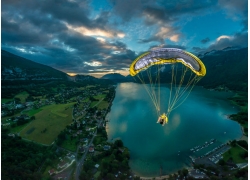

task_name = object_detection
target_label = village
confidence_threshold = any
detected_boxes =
[1,84,136,179]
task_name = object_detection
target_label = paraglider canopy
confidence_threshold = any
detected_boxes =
[130,48,206,77]
[129,48,206,125]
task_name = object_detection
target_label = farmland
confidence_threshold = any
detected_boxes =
[20,103,75,145]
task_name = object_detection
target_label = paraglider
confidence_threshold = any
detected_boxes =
[157,113,168,126]
[129,48,206,126]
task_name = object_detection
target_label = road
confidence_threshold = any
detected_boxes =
[75,126,97,180]
[74,93,114,180]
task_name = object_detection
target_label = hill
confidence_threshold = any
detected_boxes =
[198,47,247,91]
[1,50,113,98]
[1,50,68,81]
[101,73,127,83]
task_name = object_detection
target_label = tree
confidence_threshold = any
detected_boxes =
[114,140,123,148]
[107,173,115,180]
[218,159,226,166]
[182,168,188,176]
[237,140,248,150]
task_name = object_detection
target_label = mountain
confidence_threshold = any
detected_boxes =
[1,50,68,81]
[72,74,114,85]
[101,73,127,82]
[198,47,248,91]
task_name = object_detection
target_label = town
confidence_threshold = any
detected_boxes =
[1,83,139,180]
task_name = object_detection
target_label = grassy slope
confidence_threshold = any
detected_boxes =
[223,146,247,163]
[20,103,75,145]
[15,91,29,103]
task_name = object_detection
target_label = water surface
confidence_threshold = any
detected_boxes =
[107,83,242,176]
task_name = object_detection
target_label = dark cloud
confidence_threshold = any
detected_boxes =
[1,0,134,74]
[218,0,248,31]
[201,38,210,44]
[208,31,248,51]
[109,0,152,22]
[132,0,218,44]
[192,31,248,54]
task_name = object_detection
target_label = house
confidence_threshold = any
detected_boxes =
[48,169,55,175]
[8,133,15,137]
[89,146,94,153]
[103,145,111,151]
[77,123,80,128]
[16,104,25,109]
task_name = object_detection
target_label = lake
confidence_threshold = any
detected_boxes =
[106,83,242,177]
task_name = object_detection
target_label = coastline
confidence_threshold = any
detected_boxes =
[108,84,247,179]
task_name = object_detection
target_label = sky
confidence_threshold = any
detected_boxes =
[1,0,248,77]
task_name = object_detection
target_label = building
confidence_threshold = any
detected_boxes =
[89,146,94,153]
[48,169,55,175]
[103,145,111,151]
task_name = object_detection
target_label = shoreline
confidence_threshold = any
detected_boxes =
[109,84,247,179]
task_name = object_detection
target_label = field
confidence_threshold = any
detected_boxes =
[90,101,99,107]
[20,103,75,145]
[61,138,78,152]
[15,91,29,103]
[96,101,109,109]
[1,98,13,103]
[94,94,106,100]
[24,108,43,116]
[223,146,247,163]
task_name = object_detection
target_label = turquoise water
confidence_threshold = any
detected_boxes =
[106,83,242,177]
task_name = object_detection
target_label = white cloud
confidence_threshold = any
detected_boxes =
[216,35,232,42]
[66,24,125,39]
[84,61,102,66]
[170,34,179,42]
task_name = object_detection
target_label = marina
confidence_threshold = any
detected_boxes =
[190,138,216,153]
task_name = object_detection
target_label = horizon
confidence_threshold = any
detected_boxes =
[2,0,248,76]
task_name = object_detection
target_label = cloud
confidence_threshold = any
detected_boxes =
[138,27,180,43]
[1,0,136,75]
[193,31,248,54]
[201,37,210,44]
[218,0,248,30]
[133,0,218,44]
[208,32,247,51]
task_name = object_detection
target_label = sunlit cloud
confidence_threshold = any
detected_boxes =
[156,27,170,38]
[66,24,125,39]
[84,61,102,66]
[67,73,77,76]
[170,34,179,42]
[216,35,232,42]
[96,37,106,42]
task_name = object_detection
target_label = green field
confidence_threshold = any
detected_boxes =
[223,146,247,163]
[24,108,43,116]
[90,101,99,107]
[20,103,75,145]
[61,138,78,152]
[94,94,106,100]
[15,91,29,103]
[1,98,13,103]
[97,101,109,109]
[10,124,28,133]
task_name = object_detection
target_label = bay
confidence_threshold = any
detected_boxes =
[106,83,242,177]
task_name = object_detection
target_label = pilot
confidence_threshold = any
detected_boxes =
[157,113,168,126]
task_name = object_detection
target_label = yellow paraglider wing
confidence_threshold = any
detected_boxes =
[129,48,206,77]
